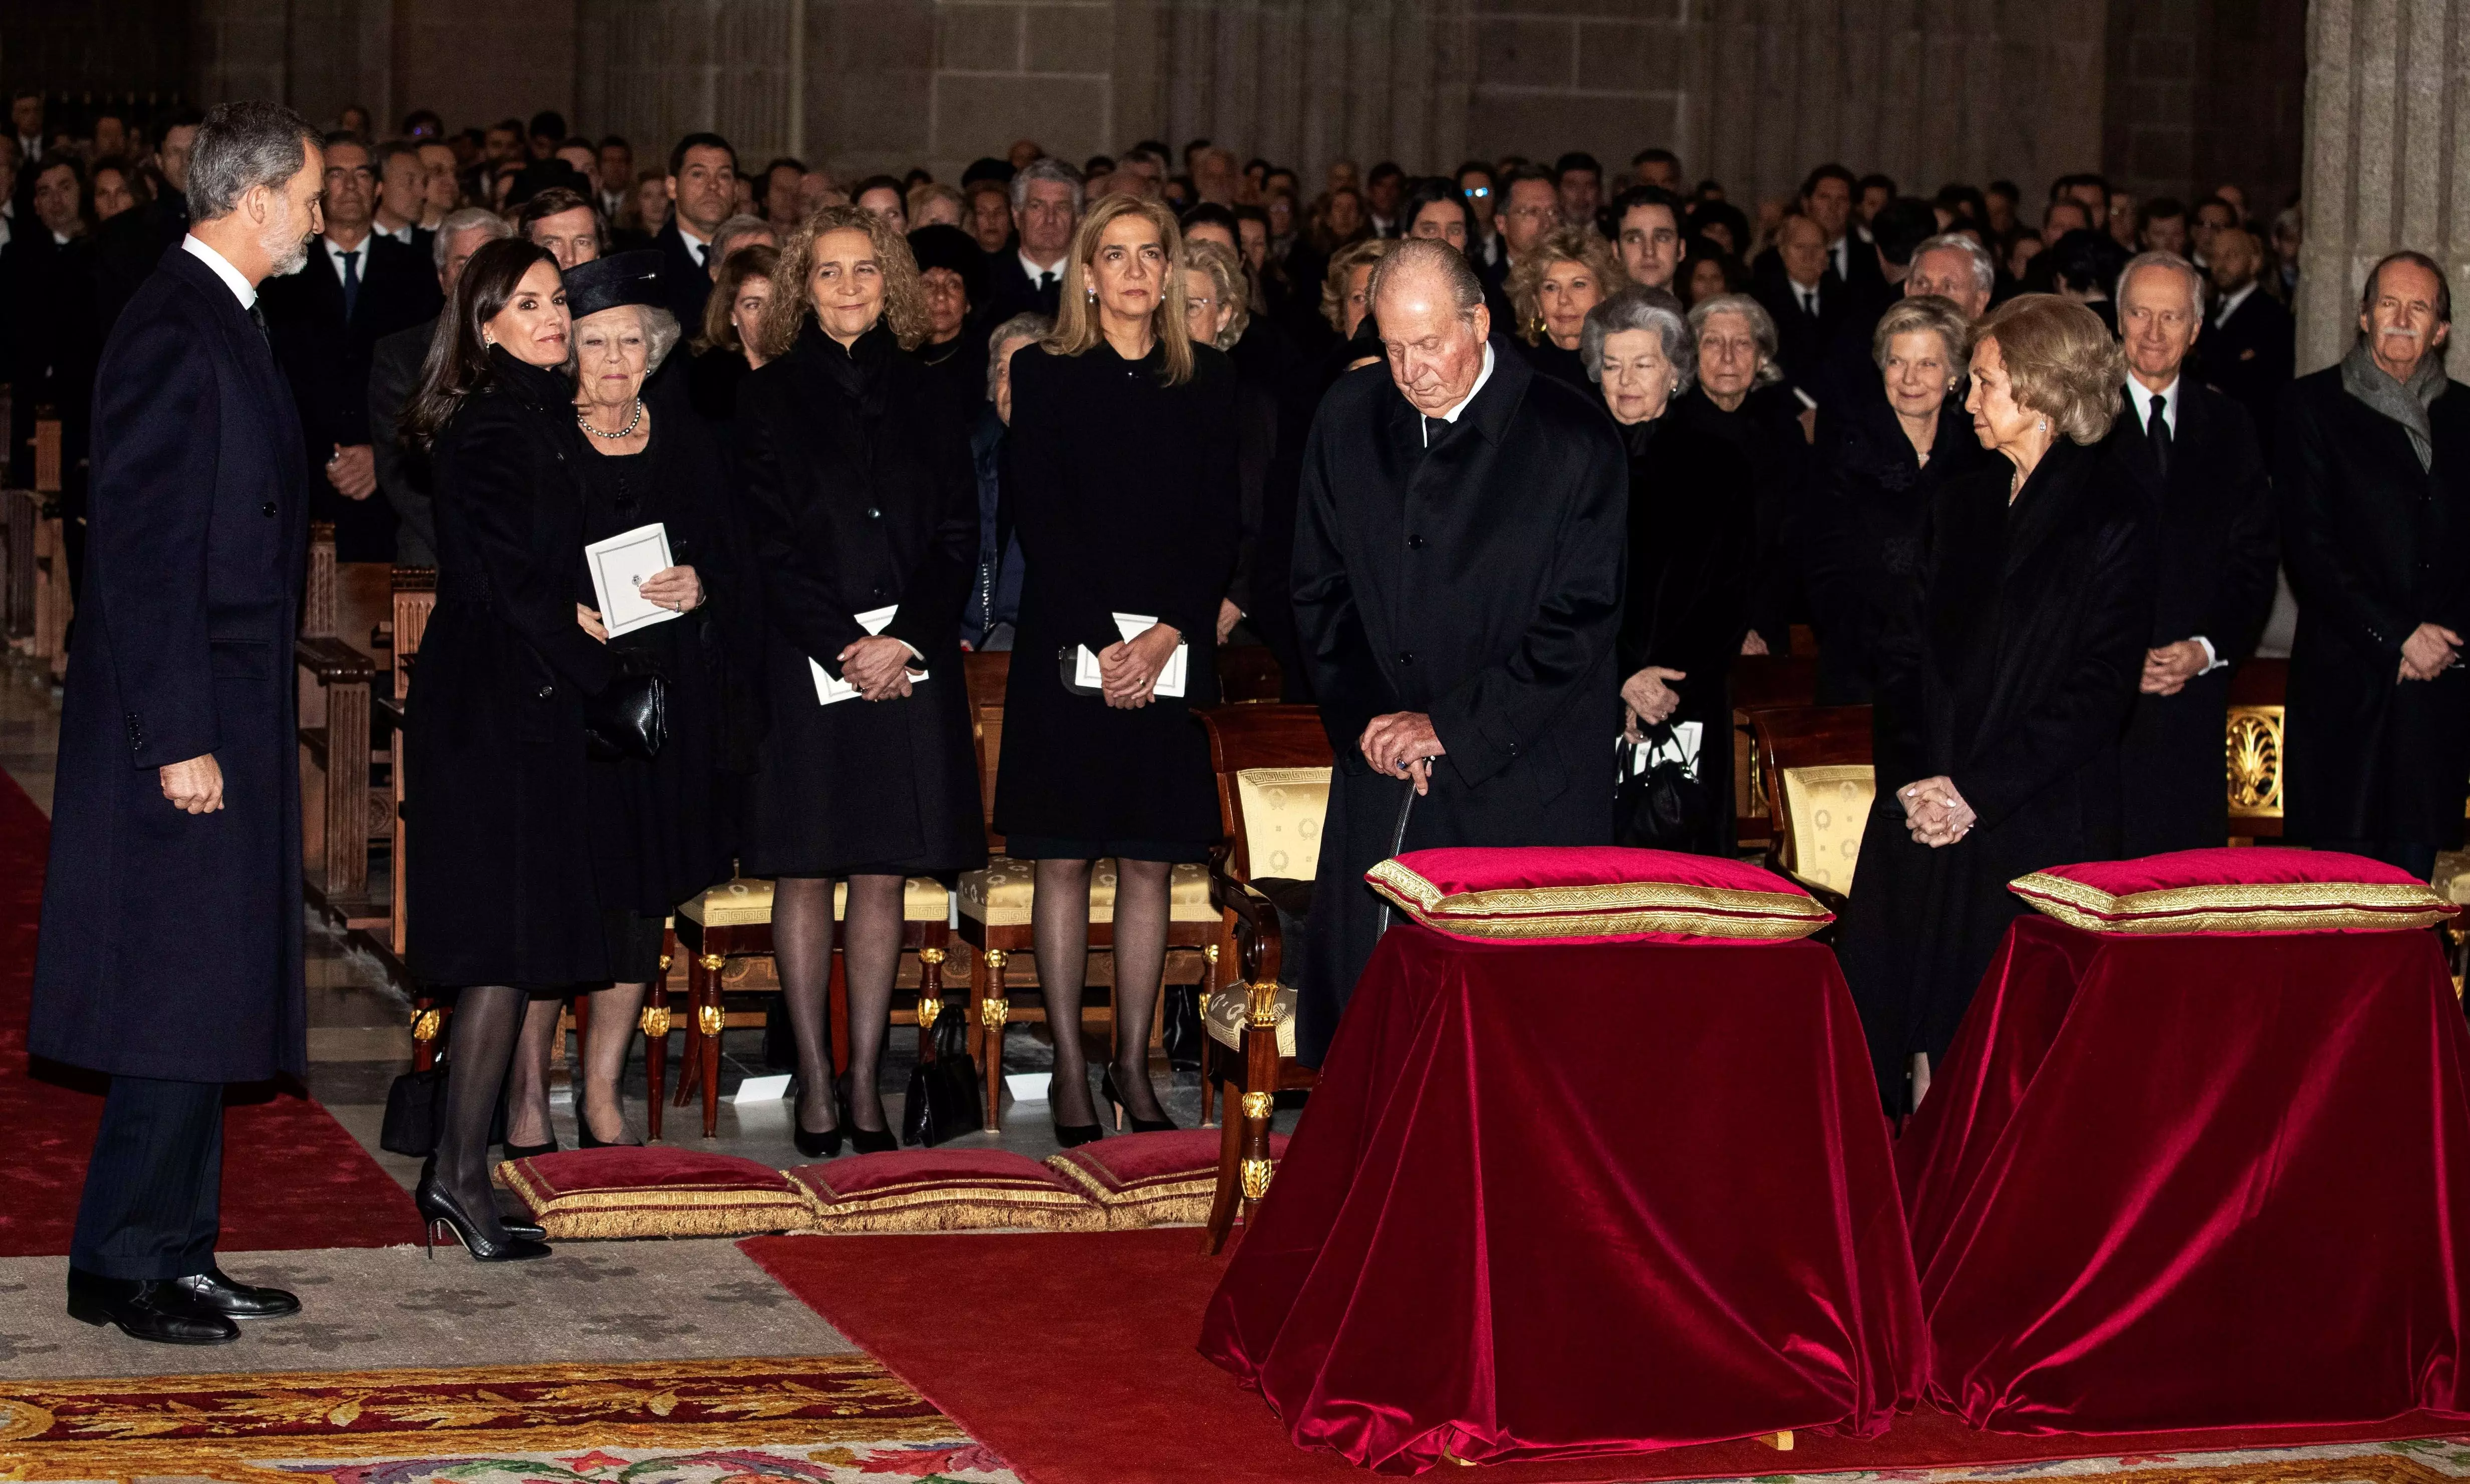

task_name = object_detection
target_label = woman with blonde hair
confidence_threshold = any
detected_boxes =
[1835,293,2150,1116]
[1505,226,1625,388]
[685,241,778,427]
[736,203,985,1155]
[996,191,1241,1142]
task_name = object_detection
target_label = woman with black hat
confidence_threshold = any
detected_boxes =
[486,248,750,1155]
[908,222,993,429]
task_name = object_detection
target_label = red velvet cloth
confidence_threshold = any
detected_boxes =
[1199,923,1927,1473]
[1367,845,1831,945]
[1900,915,2470,1432]
[2036,846,2432,895]
[2007,847,2455,934]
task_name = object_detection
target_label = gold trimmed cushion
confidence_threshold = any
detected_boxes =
[498,1149,814,1239]
[787,1149,1106,1233]
[1045,1128,1291,1230]
[958,858,1216,926]
[1780,764,1873,896]
[2009,847,2459,935]
[1365,846,1832,944]
[1236,766,1329,881]
[678,876,949,927]
[1204,982,1297,1057]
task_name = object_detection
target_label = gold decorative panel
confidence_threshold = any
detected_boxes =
[2227,705,2284,818]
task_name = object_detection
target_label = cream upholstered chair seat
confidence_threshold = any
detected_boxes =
[679,875,951,928]
[1205,981,1298,1057]
[1779,764,1874,897]
[956,858,1219,926]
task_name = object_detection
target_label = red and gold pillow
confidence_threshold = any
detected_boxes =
[1046,1129,1291,1230]
[1365,846,1832,945]
[2009,848,2459,935]
[498,1149,815,1239]
[788,1149,1106,1234]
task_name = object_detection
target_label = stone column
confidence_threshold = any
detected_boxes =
[2293,0,2470,373]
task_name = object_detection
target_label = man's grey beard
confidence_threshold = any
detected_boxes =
[261,204,311,276]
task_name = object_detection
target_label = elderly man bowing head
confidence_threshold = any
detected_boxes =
[1290,237,1628,1066]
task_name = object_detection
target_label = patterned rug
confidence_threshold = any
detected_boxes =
[0,1354,1017,1482]
[1751,1436,2470,1484]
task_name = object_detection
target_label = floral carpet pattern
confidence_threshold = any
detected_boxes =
[1743,1435,2470,1484]
[0,1355,1016,1483]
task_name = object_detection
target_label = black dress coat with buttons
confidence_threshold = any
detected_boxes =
[2277,365,2470,848]
[2107,381,2278,856]
[31,245,312,1083]
[993,337,1241,849]
[404,350,622,988]
[736,322,987,877]
[1291,340,1627,1066]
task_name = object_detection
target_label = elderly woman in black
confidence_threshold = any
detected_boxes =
[1678,290,1810,654]
[1802,295,1989,705]
[738,203,985,1156]
[1836,294,2151,1117]
[1586,287,1756,854]
[999,193,1240,1142]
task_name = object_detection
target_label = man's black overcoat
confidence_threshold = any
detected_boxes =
[1291,339,1626,1066]
[31,245,311,1082]
[2277,365,2470,848]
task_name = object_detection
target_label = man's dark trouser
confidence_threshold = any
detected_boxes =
[69,1076,224,1280]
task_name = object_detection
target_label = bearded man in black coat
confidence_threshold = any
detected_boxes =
[1291,239,1627,1067]
[2279,251,2470,878]
[29,102,323,1346]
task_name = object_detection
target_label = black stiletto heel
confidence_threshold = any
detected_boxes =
[1050,1074,1104,1147]
[1101,1069,1179,1133]
[838,1074,898,1154]
[415,1161,552,1263]
[501,1137,559,1161]
[792,1079,843,1159]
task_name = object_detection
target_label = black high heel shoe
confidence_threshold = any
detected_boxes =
[416,1161,552,1262]
[501,1135,559,1161]
[1101,1069,1179,1133]
[1050,1074,1104,1147]
[791,1081,842,1159]
[575,1099,642,1150]
[837,1074,899,1155]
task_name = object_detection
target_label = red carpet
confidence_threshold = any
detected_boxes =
[743,1227,2467,1482]
[0,768,422,1256]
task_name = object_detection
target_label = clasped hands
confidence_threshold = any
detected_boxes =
[577,565,704,641]
[2140,638,2209,695]
[1360,711,1446,796]
[1097,622,1182,710]
[1899,774,1975,848]
[2400,623,2463,683]
[839,634,921,701]
[1620,665,1686,742]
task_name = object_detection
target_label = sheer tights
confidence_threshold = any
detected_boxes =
[435,984,524,1246]
[504,985,645,1146]
[773,873,910,1136]
[1032,857,1171,1128]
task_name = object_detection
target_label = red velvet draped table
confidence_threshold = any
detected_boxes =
[1199,923,1928,1474]
[1899,915,2470,1433]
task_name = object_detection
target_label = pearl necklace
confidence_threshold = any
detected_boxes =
[579,398,644,440]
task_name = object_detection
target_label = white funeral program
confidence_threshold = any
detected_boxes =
[583,522,679,638]
[1075,613,1189,699]
[810,606,923,705]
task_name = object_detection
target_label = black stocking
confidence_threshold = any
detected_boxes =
[1032,858,1096,1128]
[435,984,524,1245]
[1108,858,1171,1122]
[773,875,839,1137]
[842,874,905,1132]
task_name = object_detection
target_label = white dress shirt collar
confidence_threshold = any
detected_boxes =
[1424,344,1498,442]
[376,220,415,245]
[676,220,711,263]
[2214,280,2257,325]
[182,234,257,311]
[2125,374,2179,436]
[1019,248,1064,285]
[323,234,371,273]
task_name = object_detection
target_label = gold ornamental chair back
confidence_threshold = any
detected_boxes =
[1743,705,1873,913]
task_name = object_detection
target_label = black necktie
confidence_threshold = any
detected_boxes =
[339,247,361,320]
[247,301,270,344]
[2146,394,2171,479]
[1424,415,1449,448]
[1038,269,1055,292]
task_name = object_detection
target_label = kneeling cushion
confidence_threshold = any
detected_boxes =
[498,1149,816,1239]
[788,1149,1106,1233]
[1046,1129,1293,1229]
[2010,847,2459,935]
[1366,845,1832,945]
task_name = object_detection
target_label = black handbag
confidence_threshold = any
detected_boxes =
[584,670,667,760]
[1615,728,1717,852]
[378,1051,508,1156]
[902,1010,983,1147]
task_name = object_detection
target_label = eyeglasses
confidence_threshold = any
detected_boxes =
[1505,205,1555,221]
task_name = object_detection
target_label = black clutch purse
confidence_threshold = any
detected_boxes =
[901,1009,983,1147]
[584,670,667,760]
[1614,728,1717,852]
[378,1050,507,1156]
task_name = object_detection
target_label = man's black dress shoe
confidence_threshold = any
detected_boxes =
[169,1267,303,1319]
[65,1270,238,1345]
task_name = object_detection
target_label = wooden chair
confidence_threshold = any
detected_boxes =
[390,568,441,1068]
[1729,654,1820,855]
[1194,704,1330,1255]
[295,526,386,928]
[954,650,1224,1132]
[2227,658,2287,841]
[2,487,37,646]
[1215,643,1284,704]
[1742,704,1873,914]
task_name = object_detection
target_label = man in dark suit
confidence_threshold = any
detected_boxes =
[2107,252,2279,855]
[29,100,321,1346]
[1754,163,1881,302]
[95,110,200,333]
[2196,226,2296,451]
[1753,212,1844,406]
[981,154,1080,326]
[258,132,442,560]
[368,206,511,567]
[1290,240,1625,1066]
[3,152,103,598]
[653,131,737,331]
[2279,251,2470,879]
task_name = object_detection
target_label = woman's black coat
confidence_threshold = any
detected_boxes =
[1675,381,1813,649]
[1801,392,1990,705]
[1616,411,1755,851]
[405,350,623,988]
[1834,435,2154,1112]
[994,338,1241,846]
[735,322,987,876]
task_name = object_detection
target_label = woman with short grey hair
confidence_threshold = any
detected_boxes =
[1586,287,1755,854]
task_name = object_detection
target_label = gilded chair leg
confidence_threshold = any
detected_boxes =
[1202,1075,1244,1255]
[643,948,673,1142]
[694,953,726,1139]
[978,949,1009,1133]
[409,998,442,1074]
[674,949,708,1108]
[916,943,947,1063]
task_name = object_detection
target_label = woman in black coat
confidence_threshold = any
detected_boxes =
[399,238,598,1261]
[998,194,1241,1142]
[1583,288,1754,854]
[737,205,986,1155]
[1802,295,1991,705]
[1676,292,1814,653]
[1835,295,2154,1116]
